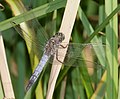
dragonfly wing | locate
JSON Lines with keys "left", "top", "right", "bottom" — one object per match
{"left": 49, "top": 43, "right": 106, "bottom": 70}
{"left": 26, "top": 2, "right": 52, "bottom": 42}
{"left": 51, "top": 43, "right": 106, "bottom": 84}
{"left": 48, "top": 56, "right": 105, "bottom": 84}
{"left": 62, "top": 43, "right": 105, "bottom": 68}
{"left": 12, "top": 22, "right": 45, "bottom": 59}
{"left": 28, "top": 18, "right": 50, "bottom": 42}
{"left": 66, "top": 43, "right": 106, "bottom": 61}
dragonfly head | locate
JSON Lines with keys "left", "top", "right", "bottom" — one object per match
{"left": 56, "top": 32, "right": 65, "bottom": 42}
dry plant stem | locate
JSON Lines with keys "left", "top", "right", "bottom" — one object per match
{"left": 60, "top": 76, "right": 67, "bottom": 99}
{"left": 0, "top": 34, "right": 15, "bottom": 99}
{"left": 46, "top": 0, "right": 81, "bottom": 99}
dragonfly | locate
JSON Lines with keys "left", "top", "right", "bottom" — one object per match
{"left": 12, "top": 17, "right": 106, "bottom": 92}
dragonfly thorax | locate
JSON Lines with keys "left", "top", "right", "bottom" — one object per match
{"left": 44, "top": 32, "right": 65, "bottom": 56}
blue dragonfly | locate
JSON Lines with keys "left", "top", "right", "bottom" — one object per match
{"left": 12, "top": 16, "right": 106, "bottom": 92}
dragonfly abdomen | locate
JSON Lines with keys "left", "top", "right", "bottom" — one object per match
{"left": 26, "top": 54, "right": 50, "bottom": 91}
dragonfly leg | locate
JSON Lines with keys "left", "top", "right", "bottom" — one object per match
{"left": 59, "top": 44, "right": 68, "bottom": 48}
{"left": 56, "top": 50, "right": 63, "bottom": 64}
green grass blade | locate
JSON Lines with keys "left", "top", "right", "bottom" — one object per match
{"left": 91, "top": 70, "right": 106, "bottom": 99}
{"left": 0, "top": 0, "right": 66, "bottom": 32}
{"left": 85, "top": 4, "right": 120, "bottom": 43}
{"left": 78, "top": 6, "right": 106, "bottom": 67}
{"left": 78, "top": 6, "right": 106, "bottom": 98}
{"left": 105, "top": 0, "right": 118, "bottom": 99}
{"left": 118, "top": 70, "right": 120, "bottom": 99}
{"left": 15, "top": 42, "right": 26, "bottom": 99}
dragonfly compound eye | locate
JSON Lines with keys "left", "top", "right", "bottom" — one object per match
{"left": 59, "top": 34, "right": 65, "bottom": 42}
{"left": 56, "top": 32, "right": 63, "bottom": 36}
{"left": 56, "top": 32, "right": 65, "bottom": 42}
{"left": 62, "top": 34, "right": 65, "bottom": 41}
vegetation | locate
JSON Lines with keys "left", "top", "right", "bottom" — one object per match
{"left": 0, "top": 0, "right": 119, "bottom": 99}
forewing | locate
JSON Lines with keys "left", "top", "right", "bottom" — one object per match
{"left": 52, "top": 43, "right": 106, "bottom": 68}
{"left": 12, "top": 21, "right": 45, "bottom": 59}
{"left": 51, "top": 43, "right": 106, "bottom": 85}
{"left": 12, "top": 1, "right": 52, "bottom": 59}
